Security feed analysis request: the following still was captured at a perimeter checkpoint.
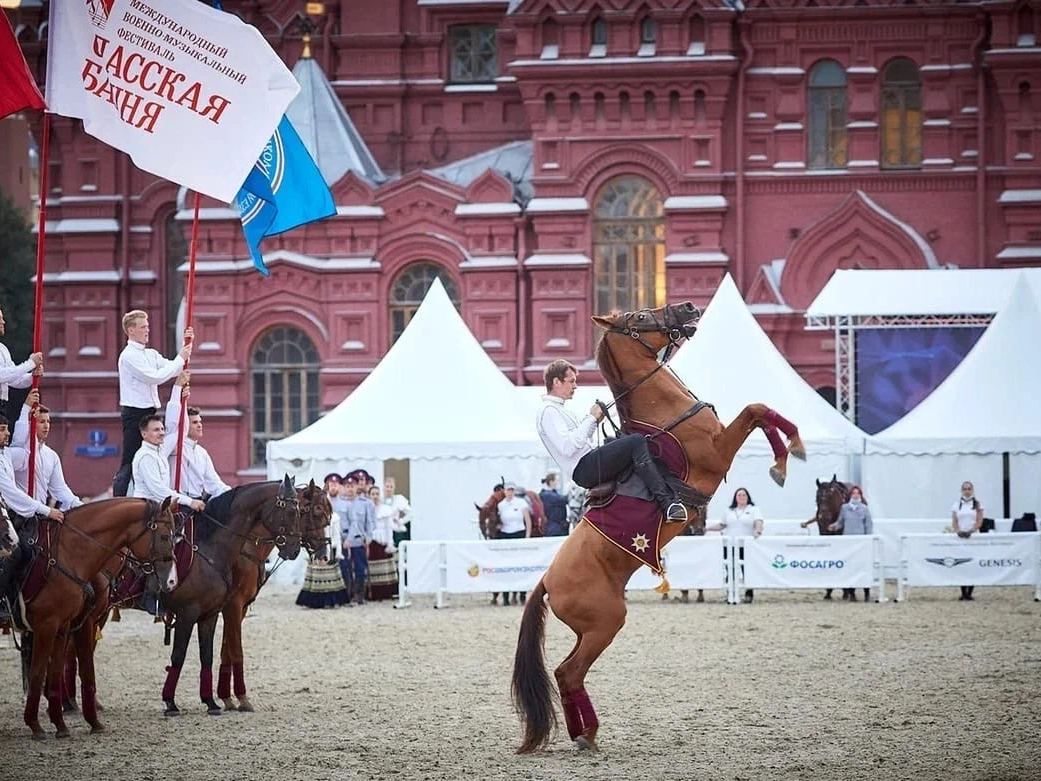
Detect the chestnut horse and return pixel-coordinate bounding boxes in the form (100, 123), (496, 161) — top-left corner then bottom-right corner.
(512, 301), (805, 752)
(17, 498), (177, 739)
(804, 475), (850, 600)
(216, 479), (331, 712)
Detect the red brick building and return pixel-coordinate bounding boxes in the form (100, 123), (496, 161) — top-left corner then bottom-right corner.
(6, 0), (1040, 493)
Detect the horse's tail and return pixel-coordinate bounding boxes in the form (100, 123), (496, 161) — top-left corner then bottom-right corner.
(511, 578), (556, 753)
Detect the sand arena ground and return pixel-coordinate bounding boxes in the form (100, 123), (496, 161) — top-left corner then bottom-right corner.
(0, 584), (1038, 781)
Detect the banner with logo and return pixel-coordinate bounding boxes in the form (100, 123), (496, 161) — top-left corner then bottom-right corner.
(45, 0), (299, 203)
(627, 536), (727, 591)
(743, 536), (878, 589)
(901, 533), (1040, 587)
(444, 539), (565, 593)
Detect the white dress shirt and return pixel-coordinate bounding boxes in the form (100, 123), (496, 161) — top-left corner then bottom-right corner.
(164, 386), (230, 498)
(132, 441), (195, 508)
(0, 447), (49, 518)
(535, 394), (598, 481)
(383, 493), (412, 531)
(9, 406), (82, 509)
(118, 340), (184, 408)
(0, 342), (33, 403)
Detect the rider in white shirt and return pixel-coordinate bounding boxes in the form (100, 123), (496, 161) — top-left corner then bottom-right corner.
(132, 375), (204, 513)
(0, 306), (42, 421)
(164, 383), (231, 500)
(9, 390), (82, 510)
(535, 359), (687, 523)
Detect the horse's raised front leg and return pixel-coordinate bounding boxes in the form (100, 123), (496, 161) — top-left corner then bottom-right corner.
(717, 404), (804, 488)
(196, 612), (223, 715)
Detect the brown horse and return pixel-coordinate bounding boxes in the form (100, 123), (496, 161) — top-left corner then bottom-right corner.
(216, 479), (331, 712)
(18, 498), (177, 739)
(512, 301), (805, 752)
(156, 476), (301, 716)
(804, 475), (850, 600)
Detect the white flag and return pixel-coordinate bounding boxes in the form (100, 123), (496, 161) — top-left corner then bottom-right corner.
(46, 0), (300, 203)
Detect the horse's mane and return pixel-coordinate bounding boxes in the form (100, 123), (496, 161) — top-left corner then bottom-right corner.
(595, 332), (633, 427)
(196, 483), (253, 543)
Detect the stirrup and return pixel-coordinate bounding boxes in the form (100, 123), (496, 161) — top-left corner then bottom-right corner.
(664, 502), (688, 523)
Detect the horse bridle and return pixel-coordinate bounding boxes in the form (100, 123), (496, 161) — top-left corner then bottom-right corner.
(197, 488), (302, 556)
(814, 481), (849, 523)
(297, 488), (332, 556)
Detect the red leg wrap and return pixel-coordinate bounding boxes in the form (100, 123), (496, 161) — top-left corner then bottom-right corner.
(232, 662), (246, 697)
(570, 688), (598, 731)
(217, 663), (232, 700)
(161, 664), (182, 701)
(81, 683), (98, 724)
(199, 667), (213, 701)
(762, 425), (787, 460)
(764, 408), (797, 437)
(561, 692), (583, 740)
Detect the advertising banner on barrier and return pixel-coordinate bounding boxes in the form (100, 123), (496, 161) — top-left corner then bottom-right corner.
(901, 534), (1040, 587)
(627, 536), (728, 591)
(743, 536), (877, 589)
(444, 539), (565, 593)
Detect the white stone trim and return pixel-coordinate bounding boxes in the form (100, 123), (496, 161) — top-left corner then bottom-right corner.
(996, 246), (1041, 260)
(458, 255), (519, 269)
(848, 160), (879, 168)
(746, 67), (805, 76)
(923, 118), (952, 127)
(847, 120), (879, 129)
(999, 190), (1041, 204)
(663, 195), (727, 211)
(508, 54), (736, 68)
(34, 270), (157, 283)
(177, 250), (381, 274)
(336, 205), (385, 218)
(773, 161), (806, 169)
(775, 122), (803, 131)
(525, 197), (589, 213)
(455, 202), (521, 216)
(665, 251), (729, 264)
(176, 207), (239, 221)
(523, 253), (591, 267)
(444, 83), (498, 93)
(846, 66), (878, 75)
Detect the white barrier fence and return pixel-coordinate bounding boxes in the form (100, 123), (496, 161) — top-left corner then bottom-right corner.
(896, 533), (1041, 601)
(395, 530), (1041, 607)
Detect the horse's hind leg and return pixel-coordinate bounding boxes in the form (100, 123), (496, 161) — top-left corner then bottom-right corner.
(218, 604), (237, 711)
(554, 629), (620, 751)
(196, 612), (223, 715)
(24, 622), (56, 739)
(219, 598), (251, 712)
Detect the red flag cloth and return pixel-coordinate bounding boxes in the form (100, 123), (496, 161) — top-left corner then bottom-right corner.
(0, 13), (45, 119)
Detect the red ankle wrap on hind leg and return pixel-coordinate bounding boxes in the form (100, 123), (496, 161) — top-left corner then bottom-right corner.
(561, 692), (583, 740)
(199, 667), (213, 701)
(161, 664), (182, 701)
(217, 664), (232, 699)
(570, 688), (598, 730)
(232, 662), (246, 697)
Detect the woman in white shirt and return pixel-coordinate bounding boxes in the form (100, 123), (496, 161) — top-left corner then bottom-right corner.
(366, 485), (399, 601)
(951, 481), (983, 601)
(708, 488), (764, 604)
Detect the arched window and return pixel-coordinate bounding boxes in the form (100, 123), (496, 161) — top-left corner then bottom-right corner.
(164, 211), (187, 356)
(593, 176), (666, 316)
(541, 17), (559, 59)
(687, 14), (706, 56)
(808, 60), (848, 170)
(881, 58), (922, 169)
(638, 16), (656, 56)
(389, 262), (460, 345)
(250, 326), (320, 465)
(590, 17), (607, 57)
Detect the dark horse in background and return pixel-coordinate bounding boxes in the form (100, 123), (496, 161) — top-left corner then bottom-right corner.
(512, 301), (804, 753)
(803, 475), (852, 600)
(475, 482), (545, 606)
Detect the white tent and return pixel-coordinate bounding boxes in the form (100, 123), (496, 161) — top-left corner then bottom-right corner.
(668, 274), (866, 522)
(864, 275), (1041, 519)
(267, 278), (551, 540)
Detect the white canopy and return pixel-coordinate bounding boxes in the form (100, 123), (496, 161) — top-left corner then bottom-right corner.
(665, 274), (865, 520)
(807, 268), (1041, 319)
(864, 275), (1041, 518)
(267, 278), (550, 539)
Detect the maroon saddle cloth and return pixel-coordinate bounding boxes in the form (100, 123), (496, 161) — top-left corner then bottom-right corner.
(581, 420), (690, 574)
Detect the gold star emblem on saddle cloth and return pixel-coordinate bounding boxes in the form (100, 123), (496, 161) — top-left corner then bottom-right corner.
(631, 534), (650, 553)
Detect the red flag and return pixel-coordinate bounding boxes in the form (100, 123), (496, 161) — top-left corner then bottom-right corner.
(0, 13), (45, 119)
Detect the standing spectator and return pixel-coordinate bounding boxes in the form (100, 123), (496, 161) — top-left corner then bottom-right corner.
(0, 306), (41, 422)
(383, 475), (412, 547)
(113, 310), (192, 496)
(709, 487), (763, 604)
(952, 481), (984, 601)
(566, 482), (587, 532)
(366, 484), (398, 601)
(296, 473), (350, 609)
(339, 476), (375, 605)
(497, 482), (532, 605)
(9, 390), (82, 510)
(828, 485), (873, 602)
(539, 473), (569, 537)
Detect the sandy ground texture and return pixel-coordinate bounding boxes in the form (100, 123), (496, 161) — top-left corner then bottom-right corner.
(0, 584), (1038, 781)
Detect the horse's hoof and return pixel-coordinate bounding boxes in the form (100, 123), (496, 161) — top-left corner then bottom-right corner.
(237, 698), (254, 713)
(221, 699), (237, 712)
(31, 731), (47, 741)
(90, 724), (108, 735)
(96, 702), (105, 712)
(575, 736), (598, 752)
(789, 442), (807, 461)
(56, 728), (71, 739)
(769, 466), (786, 487)
(207, 706), (222, 716)
(163, 701), (180, 717)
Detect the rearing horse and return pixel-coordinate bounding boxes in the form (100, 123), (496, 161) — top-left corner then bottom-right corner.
(512, 301), (805, 753)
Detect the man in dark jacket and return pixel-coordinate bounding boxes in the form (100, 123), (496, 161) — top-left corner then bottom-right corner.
(539, 473), (570, 537)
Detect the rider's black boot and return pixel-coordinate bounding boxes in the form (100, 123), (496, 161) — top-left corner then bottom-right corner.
(633, 449), (687, 523)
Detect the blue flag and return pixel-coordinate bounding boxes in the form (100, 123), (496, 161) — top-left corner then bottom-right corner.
(234, 116), (336, 275)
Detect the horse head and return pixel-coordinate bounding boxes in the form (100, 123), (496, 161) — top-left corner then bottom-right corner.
(592, 301), (700, 362)
(813, 475), (849, 533)
(0, 497), (18, 558)
(476, 487), (505, 539)
(297, 478), (333, 559)
(143, 497), (179, 593)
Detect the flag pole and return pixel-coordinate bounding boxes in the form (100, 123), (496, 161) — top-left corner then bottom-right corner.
(26, 112), (51, 497)
(173, 192), (200, 493)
